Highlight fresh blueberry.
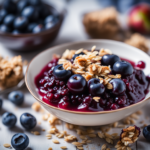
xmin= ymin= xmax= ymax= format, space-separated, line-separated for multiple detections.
xmin=67 ymin=74 xmax=87 ymax=94
xmin=27 ymin=23 xmax=37 ymax=32
xmin=32 ymin=24 xmax=44 ymax=33
xmin=37 ymin=4 xmax=50 ymax=18
xmin=0 ymin=9 xmax=8 ymax=24
xmin=8 ymin=91 xmax=24 ymax=106
xmin=44 ymin=15 xmax=55 ymax=24
xmin=3 ymin=0 xmax=16 ymax=13
xmin=0 ymin=98 xmax=2 ymax=110
xmin=22 ymin=6 xmax=39 ymax=21
xmin=2 ymin=112 xmax=17 ymax=128
xmin=143 ymin=125 xmax=150 ymax=141
xmin=113 ymin=61 xmax=133 ymax=76
xmin=0 ymin=24 xmax=11 ymax=33
xmin=101 ymin=54 xmax=120 ymax=67
xmin=11 ymin=133 xmax=29 ymax=150
xmin=53 ymin=64 xmax=72 ymax=81
xmin=17 ymin=0 xmax=29 ymax=13
xmin=110 ymin=78 xmax=126 ymax=95
xmin=29 ymin=0 xmax=41 ymax=6
xmin=45 ymin=22 xmax=55 ymax=30
xmin=72 ymin=52 xmax=85 ymax=60
xmin=20 ymin=113 xmax=37 ymax=130
xmin=88 ymin=78 xmax=105 ymax=96
xmin=12 ymin=29 xmax=22 ymax=35
xmin=4 ymin=14 xmax=15 ymax=27
xmin=14 ymin=17 xmax=28 ymax=30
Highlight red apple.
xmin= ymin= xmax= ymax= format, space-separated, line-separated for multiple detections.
xmin=128 ymin=4 xmax=150 ymax=34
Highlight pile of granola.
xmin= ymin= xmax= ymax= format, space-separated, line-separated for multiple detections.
xmin=0 ymin=55 xmax=23 ymax=89
xmin=58 ymin=46 xmax=121 ymax=90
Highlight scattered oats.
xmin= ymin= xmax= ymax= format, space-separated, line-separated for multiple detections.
xmin=105 ymin=128 xmax=111 ymax=132
xmin=81 ymin=140 xmax=87 ymax=144
xmin=87 ymin=128 xmax=95 ymax=134
xmin=64 ymin=135 xmax=77 ymax=142
xmin=105 ymin=138 xmax=113 ymax=144
xmin=33 ymin=131 xmax=40 ymax=135
xmin=87 ymin=133 xmax=96 ymax=138
xmin=52 ymin=139 xmax=59 ymax=144
xmin=42 ymin=113 xmax=50 ymax=121
xmin=91 ymin=45 xmax=96 ymax=51
xmin=79 ymin=135 xmax=88 ymax=140
xmin=48 ymin=126 xmax=59 ymax=134
xmin=106 ymin=148 xmax=110 ymax=150
xmin=135 ymin=110 xmax=142 ymax=115
xmin=32 ymin=102 xmax=41 ymax=112
xmin=39 ymin=108 xmax=45 ymax=114
xmin=130 ymin=119 xmax=135 ymax=124
xmin=118 ymin=125 xmax=126 ymax=128
xmin=98 ymin=132 xmax=105 ymax=138
xmin=86 ymin=140 xmax=92 ymax=143
xmin=46 ymin=134 xmax=52 ymax=139
xmin=127 ymin=147 xmax=132 ymax=150
xmin=77 ymin=147 xmax=84 ymax=150
xmin=139 ymin=120 xmax=144 ymax=124
xmin=48 ymin=147 xmax=53 ymax=150
xmin=113 ymin=122 xmax=118 ymax=127
xmin=104 ymin=133 xmax=113 ymax=139
xmin=42 ymin=129 xmax=45 ymax=132
xmin=60 ymin=146 xmax=67 ymax=149
xmin=72 ymin=142 xmax=82 ymax=147
xmin=93 ymin=97 xmax=100 ymax=102
xmin=48 ymin=114 xmax=58 ymax=125
xmin=3 ymin=143 xmax=11 ymax=148
xmin=101 ymin=144 xmax=107 ymax=150
xmin=66 ymin=123 xmax=74 ymax=129
xmin=130 ymin=113 xmax=138 ymax=120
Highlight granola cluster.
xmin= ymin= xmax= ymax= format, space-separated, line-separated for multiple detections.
xmin=83 ymin=7 xmax=122 ymax=40
xmin=0 ymin=55 xmax=23 ymax=89
xmin=58 ymin=46 xmax=121 ymax=90
xmin=115 ymin=126 xmax=140 ymax=150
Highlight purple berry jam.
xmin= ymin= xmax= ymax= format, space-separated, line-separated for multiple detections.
xmin=35 ymin=55 xmax=149 ymax=112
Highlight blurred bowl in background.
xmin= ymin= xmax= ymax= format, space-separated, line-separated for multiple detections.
xmin=0 ymin=2 xmax=66 ymax=51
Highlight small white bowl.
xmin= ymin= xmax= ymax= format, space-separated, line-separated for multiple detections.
xmin=25 ymin=39 xmax=150 ymax=126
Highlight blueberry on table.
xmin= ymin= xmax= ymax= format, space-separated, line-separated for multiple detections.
xmin=20 ymin=113 xmax=37 ymax=130
xmin=0 ymin=9 xmax=8 ymax=24
xmin=22 ymin=6 xmax=39 ymax=21
xmin=8 ymin=91 xmax=24 ymax=106
xmin=53 ymin=64 xmax=72 ymax=81
xmin=14 ymin=17 xmax=28 ymax=30
xmin=67 ymin=74 xmax=87 ymax=94
xmin=2 ymin=112 xmax=17 ymax=128
xmin=4 ymin=14 xmax=15 ymax=27
xmin=11 ymin=133 xmax=29 ymax=150
xmin=0 ymin=98 xmax=3 ymax=110
xmin=72 ymin=52 xmax=85 ymax=60
xmin=143 ymin=125 xmax=150 ymax=141
xmin=113 ymin=61 xmax=133 ymax=76
xmin=0 ymin=24 xmax=11 ymax=33
xmin=27 ymin=23 xmax=37 ymax=32
xmin=101 ymin=54 xmax=120 ymax=67
xmin=44 ymin=15 xmax=55 ymax=24
xmin=45 ymin=22 xmax=55 ymax=30
xmin=110 ymin=78 xmax=126 ymax=95
xmin=3 ymin=0 xmax=16 ymax=13
xmin=29 ymin=0 xmax=41 ymax=6
xmin=17 ymin=0 xmax=29 ymax=13
xmin=32 ymin=24 xmax=44 ymax=33
xmin=88 ymin=78 xmax=105 ymax=96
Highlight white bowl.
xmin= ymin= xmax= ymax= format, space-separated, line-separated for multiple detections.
xmin=25 ymin=39 xmax=150 ymax=126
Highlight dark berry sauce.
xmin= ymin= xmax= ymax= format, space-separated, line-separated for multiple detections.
xmin=35 ymin=57 xmax=149 ymax=112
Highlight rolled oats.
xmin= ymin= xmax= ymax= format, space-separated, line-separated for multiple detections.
xmin=3 ymin=143 xmax=11 ymax=148
xmin=52 ymin=139 xmax=59 ymax=144
xmin=60 ymin=146 xmax=67 ymax=149
xmin=32 ymin=102 xmax=41 ymax=112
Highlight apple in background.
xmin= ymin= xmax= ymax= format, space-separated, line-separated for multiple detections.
xmin=128 ymin=4 xmax=150 ymax=34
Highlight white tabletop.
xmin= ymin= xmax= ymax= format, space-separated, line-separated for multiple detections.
xmin=0 ymin=0 xmax=150 ymax=150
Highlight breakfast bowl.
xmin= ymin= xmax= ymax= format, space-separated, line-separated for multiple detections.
xmin=25 ymin=39 xmax=150 ymax=126
xmin=0 ymin=0 xmax=65 ymax=51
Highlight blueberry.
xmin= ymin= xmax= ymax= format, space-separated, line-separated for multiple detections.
xmin=53 ymin=64 xmax=72 ymax=81
xmin=20 ymin=113 xmax=37 ymax=130
xmin=8 ymin=91 xmax=24 ymax=106
xmin=0 ymin=9 xmax=8 ymax=24
xmin=72 ymin=52 xmax=85 ymax=60
xmin=17 ymin=0 xmax=29 ymax=13
xmin=101 ymin=54 xmax=120 ymax=67
xmin=67 ymin=74 xmax=87 ymax=94
xmin=143 ymin=125 xmax=150 ymax=141
xmin=37 ymin=4 xmax=50 ymax=18
xmin=45 ymin=15 xmax=55 ymax=24
xmin=2 ymin=112 xmax=17 ymax=128
xmin=88 ymin=78 xmax=105 ymax=96
xmin=4 ymin=14 xmax=15 ymax=27
xmin=32 ymin=24 xmax=44 ymax=33
xmin=113 ymin=61 xmax=133 ymax=76
xmin=45 ymin=22 xmax=55 ymax=30
xmin=12 ymin=29 xmax=22 ymax=35
xmin=14 ymin=17 xmax=28 ymax=30
xmin=11 ymin=133 xmax=29 ymax=150
xmin=27 ymin=23 xmax=37 ymax=32
xmin=0 ymin=24 xmax=11 ymax=33
xmin=22 ymin=6 xmax=39 ymax=21
xmin=3 ymin=0 xmax=16 ymax=13
xmin=0 ymin=98 xmax=3 ymax=110
xmin=110 ymin=78 xmax=126 ymax=95
xmin=29 ymin=0 xmax=41 ymax=6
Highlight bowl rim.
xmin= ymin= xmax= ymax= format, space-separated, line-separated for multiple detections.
xmin=25 ymin=39 xmax=150 ymax=115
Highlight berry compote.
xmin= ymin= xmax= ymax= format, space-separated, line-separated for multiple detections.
xmin=35 ymin=49 xmax=149 ymax=112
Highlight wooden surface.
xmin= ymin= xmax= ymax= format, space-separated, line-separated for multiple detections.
xmin=0 ymin=0 xmax=150 ymax=150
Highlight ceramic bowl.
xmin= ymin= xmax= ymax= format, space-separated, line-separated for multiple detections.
xmin=0 ymin=3 xmax=65 ymax=51
xmin=25 ymin=39 xmax=150 ymax=126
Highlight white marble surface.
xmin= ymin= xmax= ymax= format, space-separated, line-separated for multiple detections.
xmin=0 ymin=0 xmax=150 ymax=150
